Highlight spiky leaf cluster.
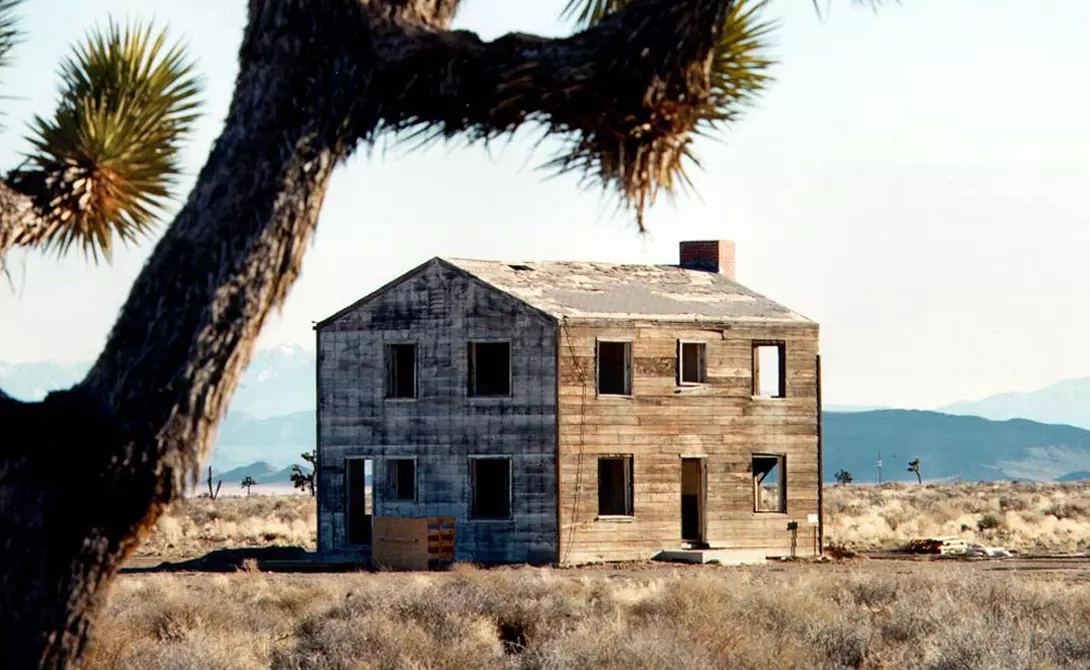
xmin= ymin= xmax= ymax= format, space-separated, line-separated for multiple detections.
xmin=555 ymin=0 xmax=774 ymax=226
xmin=7 ymin=19 xmax=201 ymax=260
xmin=0 ymin=0 xmax=21 ymax=108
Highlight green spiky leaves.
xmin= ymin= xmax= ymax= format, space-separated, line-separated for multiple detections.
xmin=556 ymin=0 xmax=775 ymax=227
xmin=0 ymin=0 xmax=19 ymax=69
xmin=0 ymin=0 xmax=22 ymax=108
xmin=8 ymin=19 xmax=201 ymax=261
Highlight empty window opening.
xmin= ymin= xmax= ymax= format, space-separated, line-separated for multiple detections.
xmin=753 ymin=455 xmax=786 ymax=513
xmin=752 ymin=342 xmax=786 ymax=397
xmin=346 ymin=458 xmax=374 ymax=545
xmin=678 ymin=341 xmax=707 ymax=384
xmin=385 ymin=344 xmax=416 ymax=398
xmin=468 ymin=341 xmax=511 ymax=397
xmin=470 ymin=457 xmax=512 ymax=519
xmin=385 ymin=458 xmax=416 ymax=501
xmin=597 ymin=456 xmax=634 ymax=516
xmin=597 ymin=341 xmax=632 ymax=395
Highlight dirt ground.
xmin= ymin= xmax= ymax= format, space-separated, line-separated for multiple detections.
xmin=121 ymin=549 xmax=1090 ymax=581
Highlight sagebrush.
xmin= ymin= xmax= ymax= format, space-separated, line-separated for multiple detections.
xmin=138 ymin=482 xmax=1090 ymax=561
xmin=90 ymin=565 xmax=1090 ymax=669
xmin=826 ymin=481 xmax=1090 ymax=553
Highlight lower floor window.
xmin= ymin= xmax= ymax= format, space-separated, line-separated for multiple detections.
xmin=386 ymin=458 xmax=416 ymax=501
xmin=753 ymin=454 xmax=786 ymax=513
xmin=470 ymin=457 xmax=512 ymax=519
xmin=597 ymin=455 xmax=634 ymax=516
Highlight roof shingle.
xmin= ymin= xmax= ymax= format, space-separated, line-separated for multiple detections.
xmin=443 ymin=258 xmax=813 ymax=325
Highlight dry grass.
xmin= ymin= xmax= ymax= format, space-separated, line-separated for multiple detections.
xmin=137 ymin=482 xmax=1090 ymax=561
xmin=88 ymin=564 xmax=1090 ymax=669
xmin=105 ymin=486 xmax=1090 ymax=668
xmin=827 ymin=481 xmax=1090 ymax=553
xmin=136 ymin=495 xmax=316 ymax=559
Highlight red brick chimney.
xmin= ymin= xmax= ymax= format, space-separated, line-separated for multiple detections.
xmin=679 ymin=240 xmax=735 ymax=280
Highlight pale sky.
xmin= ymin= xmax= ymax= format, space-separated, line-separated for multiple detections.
xmin=1 ymin=0 xmax=1088 ymax=409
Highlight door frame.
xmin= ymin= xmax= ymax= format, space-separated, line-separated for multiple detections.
xmin=680 ymin=456 xmax=708 ymax=546
xmin=344 ymin=456 xmax=374 ymax=547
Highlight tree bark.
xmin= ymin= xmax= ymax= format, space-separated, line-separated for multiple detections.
xmin=0 ymin=0 xmax=736 ymax=666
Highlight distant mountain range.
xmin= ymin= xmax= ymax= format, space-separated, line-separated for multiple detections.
xmin=825 ymin=410 xmax=1090 ymax=483
xmin=942 ymin=376 xmax=1090 ymax=430
xmin=0 ymin=345 xmax=316 ymax=471
xmin=217 ymin=461 xmax=306 ymax=485
xmin=0 ymin=343 xmax=315 ymax=419
xmin=824 ymin=404 xmax=892 ymax=413
xmin=7 ymin=347 xmax=1090 ymax=482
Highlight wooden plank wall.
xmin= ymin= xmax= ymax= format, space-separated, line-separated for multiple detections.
xmin=316 ymin=260 xmax=559 ymax=564
xmin=557 ymin=319 xmax=821 ymax=564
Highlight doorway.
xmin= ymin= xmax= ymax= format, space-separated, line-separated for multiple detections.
xmin=346 ymin=458 xmax=373 ymax=546
xmin=681 ymin=458 xmax=707 ymax=546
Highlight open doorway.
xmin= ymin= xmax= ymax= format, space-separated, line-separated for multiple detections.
xmin=681 ymin=457 xmax=707 ymax=546
xmin=346 ymin=458 xmax=373 ymax=546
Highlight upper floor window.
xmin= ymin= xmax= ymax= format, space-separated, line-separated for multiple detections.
xmin=385 ymin=344 xmax=416 ymax=399
xmin=597 ymin=340 xmax=632 ymax=396
xmin=468 ymin=341 xmax=511 ymax=397
xmin=677 ymin=340 xmax=707 ymax=385
xmin=752 ymin=341 xmax=786 ymax=398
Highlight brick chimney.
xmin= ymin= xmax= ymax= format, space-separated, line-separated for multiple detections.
xmin=679 ymin=240 xmax=735 ymax=280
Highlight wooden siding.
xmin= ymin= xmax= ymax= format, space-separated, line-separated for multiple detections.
xmin=556 ymin=319 xmax=821 ymax=564
xmin=316 ymin=260 xmax=559 ymax=564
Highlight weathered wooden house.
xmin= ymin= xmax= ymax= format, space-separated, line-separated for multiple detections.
xmin=315 ymin=241 xmax=822 ymax=565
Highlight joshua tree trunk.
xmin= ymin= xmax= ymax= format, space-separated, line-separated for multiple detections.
xmin=0 ymin=0 xmax=736 ymax=666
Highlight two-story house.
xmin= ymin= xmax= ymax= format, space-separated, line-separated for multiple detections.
xmin=314 ymin=241 xmax=822 ymax=565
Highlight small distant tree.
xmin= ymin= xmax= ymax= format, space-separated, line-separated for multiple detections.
xmin=907 ymin=458 xmax=922 ymax=484
xmin=240 ymin=476 xmax=257 ymax=496
xmin=290 ymin=451 xmax=316 ymax=497
xmin=205 ymin=466 xmax=222 ymax=500
xmin=834 ymin=469 xmax=853 ymax=486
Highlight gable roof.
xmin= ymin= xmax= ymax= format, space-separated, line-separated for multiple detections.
xmin=442 ymin=257 xmax=814 ymax=325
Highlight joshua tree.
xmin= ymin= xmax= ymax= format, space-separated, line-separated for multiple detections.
xmin=290 ymin=451 xmax=316 ymax=497
xmin=834 ymin=469 xmax=853 ymax=486
xmin=240 ymin=475 xmax=257 ymax=496
xmin=205 ymin=466 xmax=223 ymax=500
xmin=0 ymin=0 xmax=885 ymax=666
xmin=907 ymin=458 xmax=922 ymax=484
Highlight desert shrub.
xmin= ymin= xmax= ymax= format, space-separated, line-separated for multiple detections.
xmin=87 ymin=565 xmax=1090 ymax=670
xmin=135 ymin=494 xmax=317 ymax=559
xmin=825 ymin=481 xmax=1090 ymax=553
xmin=1045 ymin=500 xmax=1089 ymax=521
xmin=999 ymin=495 xmax=1027 ymax=512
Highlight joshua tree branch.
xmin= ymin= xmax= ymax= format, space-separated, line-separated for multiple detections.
xmin=0 ymin=180 xmax=52 ymax=273
xmin=368 ymin=0 xmax=734 ymax=215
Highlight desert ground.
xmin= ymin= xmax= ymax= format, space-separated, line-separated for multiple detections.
xmin=94 ymin=483 xmax=1090 ymax=669
xmin=140 ymin=481 xmax=1090 ymax=559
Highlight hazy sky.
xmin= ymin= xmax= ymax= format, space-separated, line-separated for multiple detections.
xmin=1 ymin=1 xmax=1088 ymax=409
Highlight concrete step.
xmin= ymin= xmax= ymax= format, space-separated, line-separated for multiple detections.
xmin=654 ymin=548 xmax=768 ymax=566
